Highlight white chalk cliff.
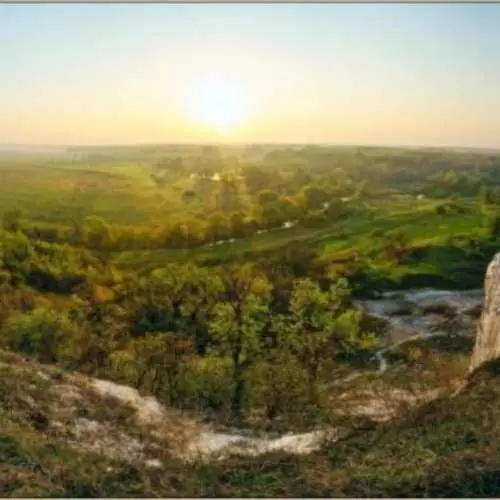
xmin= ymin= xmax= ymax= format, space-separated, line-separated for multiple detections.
xmin=469 ymin=252 xmax=500 ymax=373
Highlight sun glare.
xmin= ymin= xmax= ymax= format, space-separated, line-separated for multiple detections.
xmin=185 ymin=72 xmax=251 ymax=132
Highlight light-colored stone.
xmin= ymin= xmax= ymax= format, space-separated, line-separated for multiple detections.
xmin=469 ymin=252 xmax=500 ymax=372
xmin=91 ymin=378 xmax=165 ymax=425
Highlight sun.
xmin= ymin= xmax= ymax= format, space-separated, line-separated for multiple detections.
xmin=185 ymin=72 xmax=250 ymax=132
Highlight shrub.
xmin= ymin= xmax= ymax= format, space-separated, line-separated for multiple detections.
xmin=2 ymin=308 xmax=78 ymax=363
xmin=110 ymin=333 xmax=194 ymax=406
xmin=180 ymin=355 xmax=233 ymax=415
xmin=246 ymin=351 xmax=309 ymax=425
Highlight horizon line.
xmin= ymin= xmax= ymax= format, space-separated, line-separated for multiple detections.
xmin=1 ymin=142 xmax=500 ymax=153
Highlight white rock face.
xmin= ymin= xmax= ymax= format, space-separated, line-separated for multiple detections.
xmin=72 ymin=417 xmax=147 ymax=463
xmin=469 ymin=252 xmax=500 ymax=373
xmin=91 ymin=378 xmax=165 ymax=425
xmin=185 ymin=429 xmax=334 ymax=461
xmin=90 ymin=377 xmax=333 ymax=461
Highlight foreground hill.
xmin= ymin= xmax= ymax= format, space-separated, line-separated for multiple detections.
xmin=2 ymin=247 xmax=500 ymax=497
xmin=3 ymin=248 xmax=500 ymax=497
xmin=1 ymin=340 xmax=500 ymax=497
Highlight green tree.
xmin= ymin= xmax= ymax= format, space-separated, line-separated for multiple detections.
xmin=1 ymin=231 xmax=34 ymax=271
xmin=229 ymin=212 xmax=248 ymax=239
xmin=258 ymin=189 xmax=279 ymax=206
xmin=208 ymin=265 xmax=271 ymax=420
xmin=110 ymin=333 xmax=194 ymax=405
xmin=479 ymin=184 xmax=489 ymax=211
xmin=324 ymin=199 xmax=346 ymax=220
xmin=167 ymin=264 xmax=222 ymax=355
xmin=302 ymin=186 xmax=330 ymax=210
xmin=184 ymin=218 xmax=206 ymax=247
xmin=380 ymin=232 xmax=410 ymax=264
xmin=273 ymin=278 xmax=376 ymax=405
xmin=278 ymin=196 xmax=304 ymax=220
xmin=243 ymin=165 xmax=271 ymax=193
xmin=66 ymin=301 xmax=129 ymax=372
xmin=206 ymin=213 xmax=231 ymax=243
xmin=261 ymin=205 xmax=286 ymax=228
xmin=164 ymin=222 xmax=187 ymax=248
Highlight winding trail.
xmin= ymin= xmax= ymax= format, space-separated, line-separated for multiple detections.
xmin=329 ymin=329 xmax=450 ymax=388
xmin=374 ymin=350 xmax=388 ymax=374
xmin=371 ymin=330 xmax=450 ymax=374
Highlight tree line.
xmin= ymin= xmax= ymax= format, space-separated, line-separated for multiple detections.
xmin=0 ymin=227 xmax=378 ymax=424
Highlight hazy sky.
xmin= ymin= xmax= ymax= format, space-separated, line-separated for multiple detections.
xmin=1 ymin=3 xmax=500 ymax=147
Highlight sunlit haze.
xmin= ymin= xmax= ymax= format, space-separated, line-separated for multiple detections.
xmin=185 ymin=72 xmax=252 ymax=133
xmin=2 ymin=3 xmax=500 ymax=148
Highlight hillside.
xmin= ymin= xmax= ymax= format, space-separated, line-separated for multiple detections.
xmin=0 ymin=255 xmax=494 ymax=497
xmin=0 ymin=271 xmax=494 ymax=497
xmin=1 ymin=340 xmax=500 ymax=497
xmin=3 ymin=145 xmax=500 ymax=496
xmin=0 ymin=254 xmax=499 ymax=497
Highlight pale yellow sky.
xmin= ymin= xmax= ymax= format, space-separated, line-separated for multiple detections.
xmin=2 ymin=4 xmax=500 ymax=147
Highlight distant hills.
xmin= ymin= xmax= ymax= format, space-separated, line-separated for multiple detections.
xmin=0 ymin=144 xmax=67 ymax=155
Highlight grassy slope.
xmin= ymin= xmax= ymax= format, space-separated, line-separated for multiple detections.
xmin=2 ymin=342 xmax=500 ymax=497
xmin=0 ymin=160 xmax=194 ymax=225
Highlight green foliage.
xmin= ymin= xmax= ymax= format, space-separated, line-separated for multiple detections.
xmin=2 ymin=308 xmax=78 ymax=363
xmin=489 ymin=215 xmax=500 ymax=239
xmin=302 ymin=185 xmax=330 ymax=210
xmin=273 ymin=278 xmax=377 ymax=404
xmin=209 ymin=266 xmax=272 ymax=418
xmin=247 ymin=349 xmax=309 ymax=424
xmin=0 ymin=144 xmax=498 ymax=431
xmin=258 ymin=189 xmax=279 ymax=205
xmin=181 ymin=355 xmax=233 ymax=413
xmin=0 ymin=145 xmax=500 ymax=497
xmin=110 ymin=333 xmax=194 ymax=405
xmin=380 ymin=231 xmax=411 ymax=264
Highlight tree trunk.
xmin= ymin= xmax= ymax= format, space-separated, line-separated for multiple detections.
xmin=307 ymin=365 xmax=319 ymax=406
xmin=266 ymin=392 xmax=282 ymax=421
xmin=232 ymin=361 xmax=245 ymax=420
xmin=266 ymin=357 xmax=282 ymax=421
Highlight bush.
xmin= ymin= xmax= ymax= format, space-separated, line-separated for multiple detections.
xmin=246 ymin=351 xmax=309 ymax=425
xmin=110 ymin=333 xmax=194 ymax=406
xmin=2 ymin=308 xmax=78 ymax=363
xmin=179 ymin=355 xmax=233 ymax=415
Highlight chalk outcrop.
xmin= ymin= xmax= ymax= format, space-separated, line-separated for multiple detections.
xmin=469 ymin=252 xmax=500 ymax=373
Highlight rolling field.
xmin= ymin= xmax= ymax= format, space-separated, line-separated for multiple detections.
xmin=112 ymin=197 xmax=488 ymax=270
xmin=0 ymin=158 xmax=194 ymax=225
xmin=1 ymin=146 xmax=498 ymax=293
